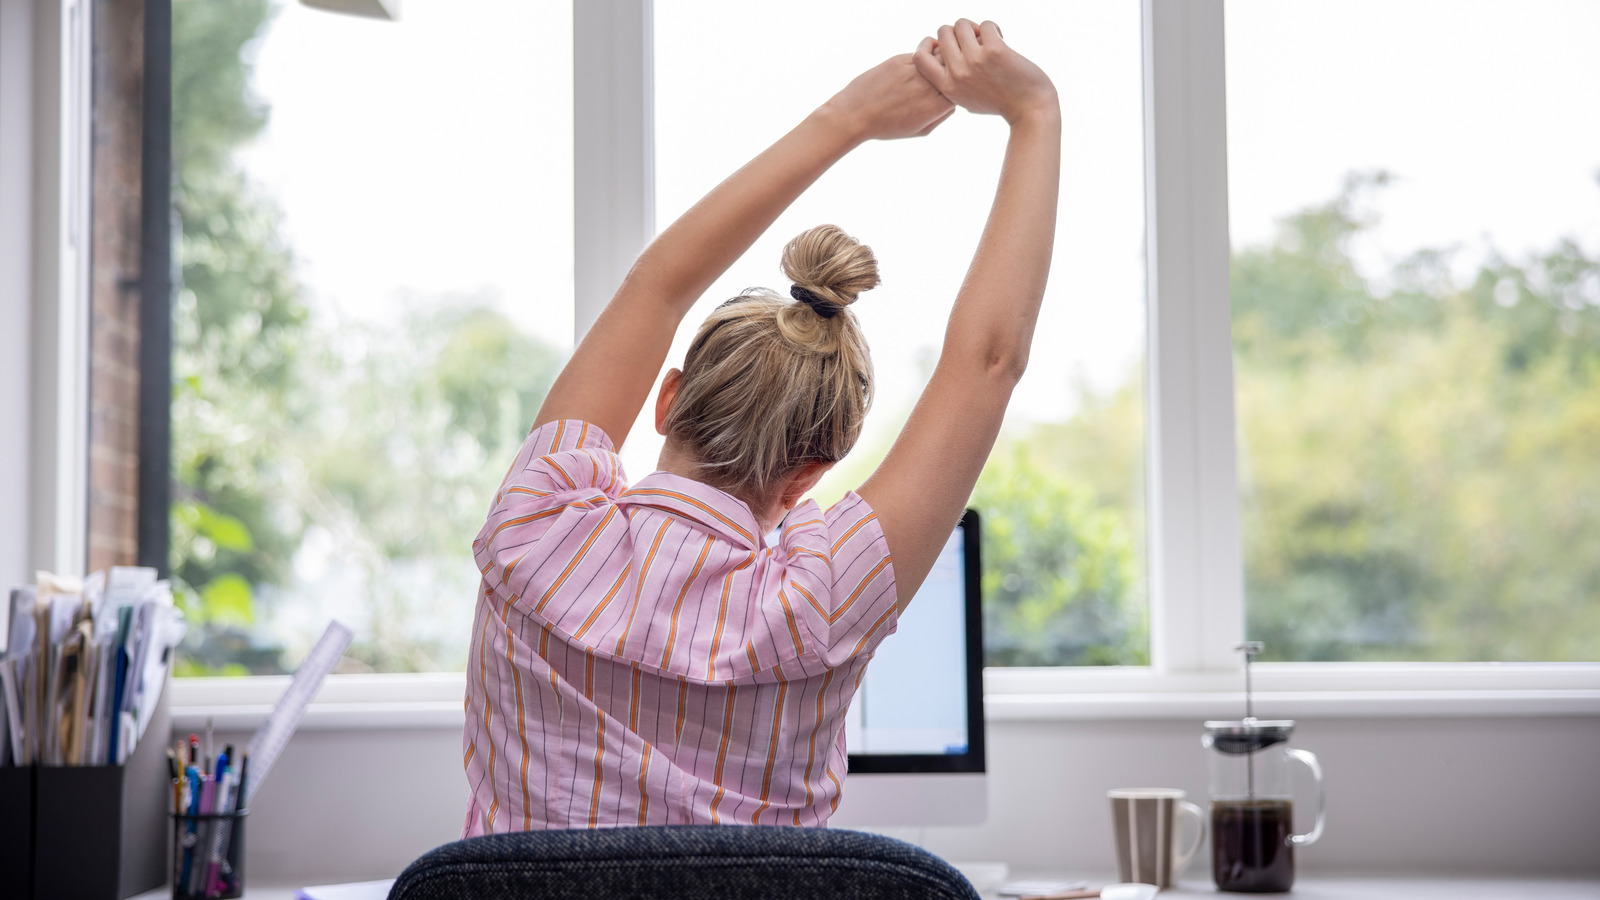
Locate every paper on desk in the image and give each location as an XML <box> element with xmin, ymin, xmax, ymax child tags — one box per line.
<box><xmin>51</xmin><ymin>619</ymin><xmax>92</xmax><ymax>765</ymax></box>
<box><xmin>88</xmin><ymin>635</ymin><xmax>115</xmax><ymax>765</ymax></box>
<box><xmin>2</xmin><ymin>656</ymin><xmax>27</xmax><ymax>764</ymax></box>
<box><xmin>295</xmin><ymin>879</ymin><xmax>396</xmax><ymax>900</ymax></box>
<box><xmin>130</xmin><ymin>591</ymin><xmax>184</xmax><ymax>748</ymax></box>
<box><xmin>45</xmin><ymin>595</ymin><xmax>77</xmax><ymax>648</ymax></box>
<box><xmin>5</xmin><ymin>587</ymin><xmax>34</xmax><ymax>659</ymax></box>
<box><xmin>100</xmin><ymin>567</ymin><xmax>156</xmax><ymax>632</ymax></box>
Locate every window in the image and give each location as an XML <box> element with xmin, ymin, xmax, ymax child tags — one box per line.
<box><xmin>147</xmin><ymin>1</ymin><xmax>1599</xmax><ymax>704</ymax></box>
<box><xmin>1227</xmin><ymin>0</ymin><xmax>1600</xmax><ymax>662</ymax></box>
<box><xmin>647</xmin><ymin>0</ymin><xmax>1150</xmax><ymax>667</ymax></box>
<box><xmin>170</xmin><ymin>0</ymin><xmax>573</xmax><ymax>674</ymax></box>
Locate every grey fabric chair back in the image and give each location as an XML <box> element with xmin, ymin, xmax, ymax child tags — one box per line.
<box><xmin>387</xmin><ymin>825</ymin><xmax>981</xmax><ymax>900</ymax></box>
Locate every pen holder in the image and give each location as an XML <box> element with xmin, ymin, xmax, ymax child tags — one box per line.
<box><xmin>170</xmin><ymin>809</ymin><xmax>247</xmax><ymax>900</ymax></box>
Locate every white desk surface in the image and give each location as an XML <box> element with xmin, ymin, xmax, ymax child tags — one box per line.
<box><xmin>131</xmin><ymin>874</ymin><xmax>1600</xmax><ymax>900</ymax></box>
<box><xmin>1103</xmin><ymin>877</ymin><xmax>1600</xmax><ymax>899</ymax></box>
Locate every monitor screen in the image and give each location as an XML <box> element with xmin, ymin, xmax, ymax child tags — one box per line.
<box><xmin>844</xmin><ymin>509</ymin><xmax>984</xmax><ymax>774</ymax></box>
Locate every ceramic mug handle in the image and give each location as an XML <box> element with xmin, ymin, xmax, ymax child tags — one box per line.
<box><xmin>1286</xmin><ymin>748</ymin><xmax>1326</xmax><ymax>846</ymax></box>
<box><xmin>1173</xmin><ymin>799</ymin><xmax>1206</xmax><ymax>873</ymax></box>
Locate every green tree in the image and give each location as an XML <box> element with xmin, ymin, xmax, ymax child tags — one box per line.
<box><xmin>171</xmin><ymin>0</ymin><xmax>306</xmax><ymax>673</ymax></box>
<box><xmin>972</xmin><ymin>444</ymin><xmax>1147</xmax><ymax>666</ymax></box>
<box><xmin>284</xmin><ymin>303</ymin><xmax>561</xmax><ymax>672</ymax></box>
<box><xmin>1233</xmin><ymin>175</ymin><xmax>1600</xmax><ymax>661</ymax></box>
<box><xmin>171</xmin><ymin>1</ymin><xmax>565</xmax><ymax>673</ymax></box>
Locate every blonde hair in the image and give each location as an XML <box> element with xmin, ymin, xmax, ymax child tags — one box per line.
<box><xmin>663</xmin><ymin>224</ymin><xmax>879</xmax><ymax>503</ymax></box>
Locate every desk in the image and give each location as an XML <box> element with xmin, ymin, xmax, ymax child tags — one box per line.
<box><xmin>129</xmin><ymin>880</ymin><xmax>389</xmax><ymax>900</ymax></box>
<box><xmin>1124</xmin><ymin>877</ymin><xmax>1600</xmax><ymax>899</ymax></box>
<box><xmin>132</xmin><ymin>875</ymin><xmax>1600</xmax><ymax>899</ymax></box>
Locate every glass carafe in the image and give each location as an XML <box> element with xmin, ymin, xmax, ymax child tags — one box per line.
<box><xmin>1202</xmin><ymin>718</ymin><xmax>1325</xmax><ymax>893</ymax></box>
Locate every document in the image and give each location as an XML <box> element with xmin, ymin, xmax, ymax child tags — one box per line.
<box><xmin>2</xmin><ymin>657</ymin><xmax>27</xmax><ymax>764</ymax></box>
<box><xmin>1</xmin><ymin>568</ymin><xmax>186</xmax><ymax>767</ymax></box>
<box><xmin>130</xmin><ymin>600</ymin><xmax>185</xmax><ymax>748</ymax></box>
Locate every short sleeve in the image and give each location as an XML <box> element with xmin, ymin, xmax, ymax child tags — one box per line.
<box><xmin>473</xmin><ymin>420</ymin><xmax>626</xmax><ymax>606</ymax></box>
<box><xmin>496</xmin><ymin>419</ymin><xmax>620</xmax><ymax>500</ymax></box>
<box><xmin>777</xmin><ymin>491</ymin><xmax>898</xmax><ymax>667</ymax></box>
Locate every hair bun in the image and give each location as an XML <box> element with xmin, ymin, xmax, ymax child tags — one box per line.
<box><xmin>780</xmin><ymin>225</ymin><xmax>880</xmax><ymax>317</ymax></box>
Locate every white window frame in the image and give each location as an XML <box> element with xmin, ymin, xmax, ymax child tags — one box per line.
<box><xmin>4</xmin><ymin>0</ymin><xmax>93</xmax><ymax>587</ymax></box>
<box><xmin>138</xmin><ymin>0</ymin><xmax>1598</xmax><ymax>727</ymax></box>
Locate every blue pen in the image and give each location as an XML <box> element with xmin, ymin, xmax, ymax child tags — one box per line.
<box><xmin>181</xmin><ymin>765</ymin><xmax>202</xmax><ymax>890</ymax></box>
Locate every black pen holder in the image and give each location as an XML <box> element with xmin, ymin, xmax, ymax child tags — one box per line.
<box><xmin>0</xmin><ymin>765</ymin><xmax>35</xmax><ymax>895</ymax></box>
<box><xmin>170</xmin><ymin>809</ymin><xmax>247</xmax><ymax>900</ymax></box>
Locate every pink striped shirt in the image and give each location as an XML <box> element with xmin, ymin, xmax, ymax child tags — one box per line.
<box><xmin>462</xmin><ymin>419</ymin><xmax>899</xmax><ymax>835</ymax></box>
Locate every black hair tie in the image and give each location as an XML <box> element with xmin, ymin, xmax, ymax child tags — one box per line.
<box><xmin>790</xmin><ymin>284</ymin><xmax>840</xmax><ymax>319</ymax></box>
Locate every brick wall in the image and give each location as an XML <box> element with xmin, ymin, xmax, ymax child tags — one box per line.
<box><xmin>87</xmin><ymin>0</ymin><xmax>145</xmax><ymax>574</ymax></box>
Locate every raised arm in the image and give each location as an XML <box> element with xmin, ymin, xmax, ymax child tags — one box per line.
<box><xmin>858</xmin><ymin>20</ymin><xmax>1062</xmax><ymax>608</ymax></box>
<box><xmin>533</xmin><ymin>56</ymin><xmax>954</xmax><ymax>445</ymax></box>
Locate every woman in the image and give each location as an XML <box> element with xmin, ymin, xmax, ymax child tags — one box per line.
<box><xmin>464</xmin><ymin>19</ymin><xmax>1059</xmax><ymax>834</ymax></box>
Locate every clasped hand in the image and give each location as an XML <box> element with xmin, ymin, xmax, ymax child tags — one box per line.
<box><xmin>826</xmin><ymin>19</ymin><xmax>1057</xmax><ymax>142</ymax></box>
<box><xmin>825</xmin><ymin>53</ymin><xmax>954</xmax><ymax>142</ymax></box>
<box><xmin>916</xmin><ymin>19</ymin><xmax>1057</xmax><ymax>125</ymax></box>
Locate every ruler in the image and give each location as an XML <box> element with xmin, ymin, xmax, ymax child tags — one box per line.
<box><xmin>245</xmin><ymin>620</ymin><xmax>353</xmax><ymax>806</ymax></box>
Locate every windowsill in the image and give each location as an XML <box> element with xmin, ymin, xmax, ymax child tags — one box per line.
<box><xmin>168</xmin><ymin>664</ymin><xmax>1600</xmax><ymax>732</ymax></box>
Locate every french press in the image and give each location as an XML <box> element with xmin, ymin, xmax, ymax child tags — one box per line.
<box><xmin>1202</xmin><ymin>643</ymin><xmax>1325</xmax><ymax>893</ymax></box>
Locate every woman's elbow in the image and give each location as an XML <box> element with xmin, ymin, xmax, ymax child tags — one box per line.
<box><xmin>983</xmin><ymin>342</ymin><xmax>1030</xmax><ymax>386</ymax></box>
<box><xmin>940</xmin><ymin>318</ymin><xmax>1033</xmax><ymax>387</ymax></box>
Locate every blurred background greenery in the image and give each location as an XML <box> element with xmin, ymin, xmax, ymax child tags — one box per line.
<box><xmin>171</xmin><ymin>2</ymin><xmax>1598</xmax><ymax>674</ymax></box>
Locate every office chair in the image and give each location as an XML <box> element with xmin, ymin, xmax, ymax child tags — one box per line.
<box><xmin>387</xmin><ymin>824</ymin><xmax>981</xmax><ymax>900</ymax></box>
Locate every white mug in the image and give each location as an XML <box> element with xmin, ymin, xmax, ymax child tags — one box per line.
<box><xmin>1107</xmin><ymin>788</ymin><xmax>1205</xmax><ymax>888</ymax></box>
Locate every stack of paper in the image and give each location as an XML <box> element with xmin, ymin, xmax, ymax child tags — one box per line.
<box><xmin>0</xmin><ymin>567</ymin><xmax>187</xmax><ymax>767</ymax></box>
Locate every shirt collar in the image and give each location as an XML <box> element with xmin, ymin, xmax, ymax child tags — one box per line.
<box><xmin>621</xmin><ymin>471</ymin><xmax>765</xmax><ymax>551</ymax></box>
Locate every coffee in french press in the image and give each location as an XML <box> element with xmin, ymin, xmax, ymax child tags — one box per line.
<box><xmin>1201</xmin><ymin>642</ymin><xmax>1325</xmax><ymax>893</ymax></box>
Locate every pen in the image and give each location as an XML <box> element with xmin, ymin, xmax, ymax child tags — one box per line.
<box><xmin>205</xmin><ymin>763</ymin><xmax>235</xmax><ymax>896</ymax></box>
<box><xmin>215</xmin><ymin>749</ymin><xmax>249</xmax><ymax>895</ymax></box>
<box><xmin>166</xmin><ymin>748</ymin><xmax>181</xmax><ymax>814</ymax></box>
<box><xmin>181</xmin><ymin>764</ymin><xmax>202</xmax><ymax>890</ymax></box>
<box><xmin>235</xmin><ymin>750</ymin><xmax>250</xmax><ymax>810</ymax></box>
<box><xmin>193</xmin><ymin>776</ymin><xmax>218</xmax><ymax>895</ymax></box>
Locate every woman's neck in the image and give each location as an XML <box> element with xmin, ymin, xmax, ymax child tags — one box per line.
<box><xmin>656</xmin><ymin>441</ymin><xmax>784</xmax><ymax>534</ymax></box>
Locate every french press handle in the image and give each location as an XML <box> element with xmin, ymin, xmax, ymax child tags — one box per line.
<box><xmin>1285</xmin><ymin>747</ymin><xmax>1326</xmax><ymax>846</ymax></box>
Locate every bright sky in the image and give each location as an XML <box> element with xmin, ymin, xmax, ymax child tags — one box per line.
<box><xmin>237</xmin><ymin>0</ymin><xmax>575</xmax><ymax>343</ymax></box>
<box><xmin>1227</xmin><ymin>0</ymin><xmax>1600</xmax><ymax>280</ymax></box>
<box><xmin>238</xmin><ymin>0</ymin><xmax>1600</xmax><ymax>488</ymax></box>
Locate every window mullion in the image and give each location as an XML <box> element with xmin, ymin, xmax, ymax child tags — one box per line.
<box><xmin>1141</xmin><ymin>0</ymin><xmax>1244</xmax><ymax>675</ymax></box>
<box><xmin>573</xmin><ymin>0</ymin><xmax>655</xmax><ymax>344</ymax></box>
<box><xmin>15</xmin><ymin>0</ymin><xmax>95</xmax><ymax>580</ymax></box>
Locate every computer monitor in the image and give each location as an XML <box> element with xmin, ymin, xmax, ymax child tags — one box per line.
<box><xmin>830</xmin><ymin>509</ymin><xmax>986</xmax><ymax>827</ymax></box>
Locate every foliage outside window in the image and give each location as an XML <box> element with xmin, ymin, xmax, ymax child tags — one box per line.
<box><xmin>171</xmin><ymin>0</ymin><xmax>571</xmax><ymax>674</ymax></box>
<box><xmin>1228</xmin><ymin>1</ymin><xmax>1600</xmax><ymax>661</ymax></box>
<box><xmin>168</xmin><ymin>1</ymin><xmax>1598</xmax><ymax>677</ymax></box>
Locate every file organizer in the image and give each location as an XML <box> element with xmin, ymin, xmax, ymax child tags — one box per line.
<box><xmin>0</xmin><ymin>764</ymin><xmax>34</xmax><ymax>897</ymax></box>
<box><xmin>28</xmin><ymin>684</ymin><xmax>171</xmax><ymax>900</ymax></box>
